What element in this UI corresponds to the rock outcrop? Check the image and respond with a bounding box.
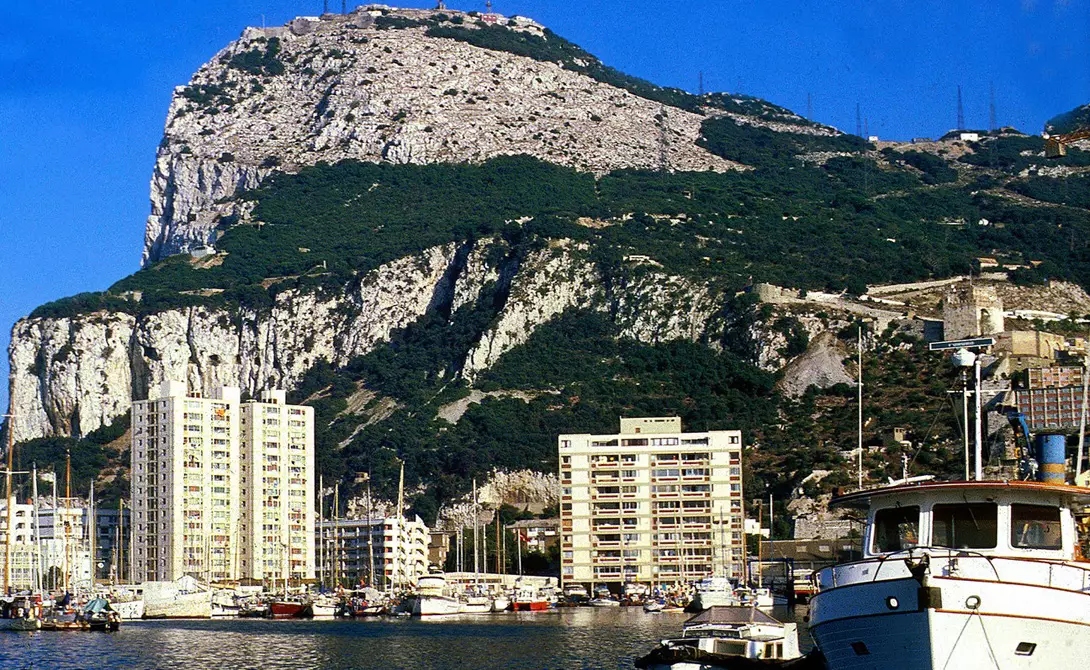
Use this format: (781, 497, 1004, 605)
(776, 331, 854, 398)
(143, 6, 751, 264)
(10, 239, 722, 441)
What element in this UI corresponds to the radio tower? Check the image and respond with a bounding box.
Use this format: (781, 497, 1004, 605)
(485, 0, 492, 12)
(957, 85, 965, 130)
(698, 71, 704, 96)
(342, 0, 347, 13)
(323, 0, 329, 13)
(989, 82, 997, 131)
(855, 103, 862, 137)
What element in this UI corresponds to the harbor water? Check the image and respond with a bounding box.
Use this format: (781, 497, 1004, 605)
(0, 606, 812, 669)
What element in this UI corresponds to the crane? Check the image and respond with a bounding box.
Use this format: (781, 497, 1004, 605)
(1044, 128, 1090, 158)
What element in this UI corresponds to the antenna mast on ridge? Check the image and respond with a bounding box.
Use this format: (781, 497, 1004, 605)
(957, 85, 965, 130)
(989, 82, 997, 131)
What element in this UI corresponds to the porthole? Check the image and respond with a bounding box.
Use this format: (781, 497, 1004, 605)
(885, 596, 899, 610)
(965, 595, 981, 610)
(1015, 642, 1036, 656)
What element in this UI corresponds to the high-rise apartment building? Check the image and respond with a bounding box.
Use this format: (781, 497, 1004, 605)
(240, 390, 315, 584)
(558, 417, 744, 588)
(131, 382, 314, 584)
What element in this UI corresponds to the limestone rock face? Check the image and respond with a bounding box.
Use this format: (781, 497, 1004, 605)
(776, 331, 854, 398)
(143, 6, 749, 264)
(10, 240, 724, 441)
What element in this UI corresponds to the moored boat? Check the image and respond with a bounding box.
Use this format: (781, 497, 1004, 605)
(635, 606, 801, 669)
(269, 600, 307, 618)
(809, 479, 1090, 670)
(411, 568, 462, 617)
(511, 582, 550, 612)
(141, 576, 213, 619)
(686, 576, 735, 612)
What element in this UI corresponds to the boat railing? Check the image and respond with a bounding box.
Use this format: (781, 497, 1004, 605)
(822, 548, 1090, 592)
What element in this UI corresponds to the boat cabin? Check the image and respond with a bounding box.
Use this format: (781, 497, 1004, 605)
(833, 481, 1090, 562)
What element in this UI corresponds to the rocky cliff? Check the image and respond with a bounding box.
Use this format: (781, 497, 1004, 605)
(142, 6, 781, 265)
(10, 236, 723, 441)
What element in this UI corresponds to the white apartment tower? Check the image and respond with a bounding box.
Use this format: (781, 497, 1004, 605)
(239, 390, 316, 584)
(131, 382, 314, 584)
(559, 417, 745, 588)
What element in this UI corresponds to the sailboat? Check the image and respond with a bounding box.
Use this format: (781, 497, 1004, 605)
(0, 416, 41, 631)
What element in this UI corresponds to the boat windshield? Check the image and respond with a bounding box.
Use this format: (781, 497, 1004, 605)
(1010, 504, 1062, 550)
(872, 506, 919, 553)
(932, 503, 997, 549)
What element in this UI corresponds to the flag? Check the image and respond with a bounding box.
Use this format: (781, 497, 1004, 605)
(39, 472, 55, 483)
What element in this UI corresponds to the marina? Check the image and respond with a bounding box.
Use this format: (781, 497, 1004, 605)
(0, 606, 812, 670)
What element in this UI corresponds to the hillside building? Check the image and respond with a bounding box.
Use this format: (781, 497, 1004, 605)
(942, 283, 1004, 340)
(558, 417, 745, 590)
(131, 382, 314, 584)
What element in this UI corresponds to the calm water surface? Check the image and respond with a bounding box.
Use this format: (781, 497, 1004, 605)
(0, 606, 812, 670)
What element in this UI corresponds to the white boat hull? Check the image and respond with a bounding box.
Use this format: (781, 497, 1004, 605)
(310, 603, 337, 618)
(143, 591, 212, 619)
(812, 575, 1090, 669)
(491, 598, 511, 612)
(413, 595, 462, 617)
(458, 601, 492, 614)
(111, 600, 146, 621)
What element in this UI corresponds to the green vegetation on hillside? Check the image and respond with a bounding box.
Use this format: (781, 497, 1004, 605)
(1046, 104, 1090, 135)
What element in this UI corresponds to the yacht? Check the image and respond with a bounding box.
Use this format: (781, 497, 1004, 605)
(809, 479, 1090, 669)
(635, 605, 801, 668)
(411, 569, 462, 617)
(511, 582, 550, 611)
(458, 586, 493, 614)
(141, 575, 213, 618)
(687, 576, 735, 611)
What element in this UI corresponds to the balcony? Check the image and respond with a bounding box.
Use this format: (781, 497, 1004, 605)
(591, 460, 621, 469)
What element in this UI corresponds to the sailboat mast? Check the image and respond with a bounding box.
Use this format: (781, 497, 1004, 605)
(472, 478, 479, 582)
(32, 463, 41, 594)
(4, 413, 14, 594)
(367, 474, 375, 589)
(118, 499, 124, 584)
(857, 326, 864, 489)
(90, 481, 96, 589)
(318, 474, 324, 589)
(396, 461, 404, 591)
(65, 446, 71, 593)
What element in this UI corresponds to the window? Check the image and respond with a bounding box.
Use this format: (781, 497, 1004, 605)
(932, 503, 997, 549)
(872, 506, 919, 553)
(1011, 504, 1062, 550)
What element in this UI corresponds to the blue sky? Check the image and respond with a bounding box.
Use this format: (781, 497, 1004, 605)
(2, 0, 1088, 414)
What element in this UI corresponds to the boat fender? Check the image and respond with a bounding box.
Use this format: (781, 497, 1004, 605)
(917, 586, 942, 610)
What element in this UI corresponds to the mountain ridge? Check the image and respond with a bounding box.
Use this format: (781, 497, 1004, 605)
(7, 5, 1090, 513)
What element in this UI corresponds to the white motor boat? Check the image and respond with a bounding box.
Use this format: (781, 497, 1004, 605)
(732, 586, 774, 610)
(411, 569, 462, 617)
(141, 576, 213, 619)
(809, 479, 1090, 669)
(110, 598, 146, 621)
(635, 606, 801, 668)
(458, 587, 493, 614)
(308, 599, 338, 619)
(687, 576, 735, 611)
(491, 594, 511, 612)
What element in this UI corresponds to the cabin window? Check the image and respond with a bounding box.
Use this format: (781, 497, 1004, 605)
(932, 503, 998, 549)
(872, 506, 919, 553)
(1011, 504, 1062, 550)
